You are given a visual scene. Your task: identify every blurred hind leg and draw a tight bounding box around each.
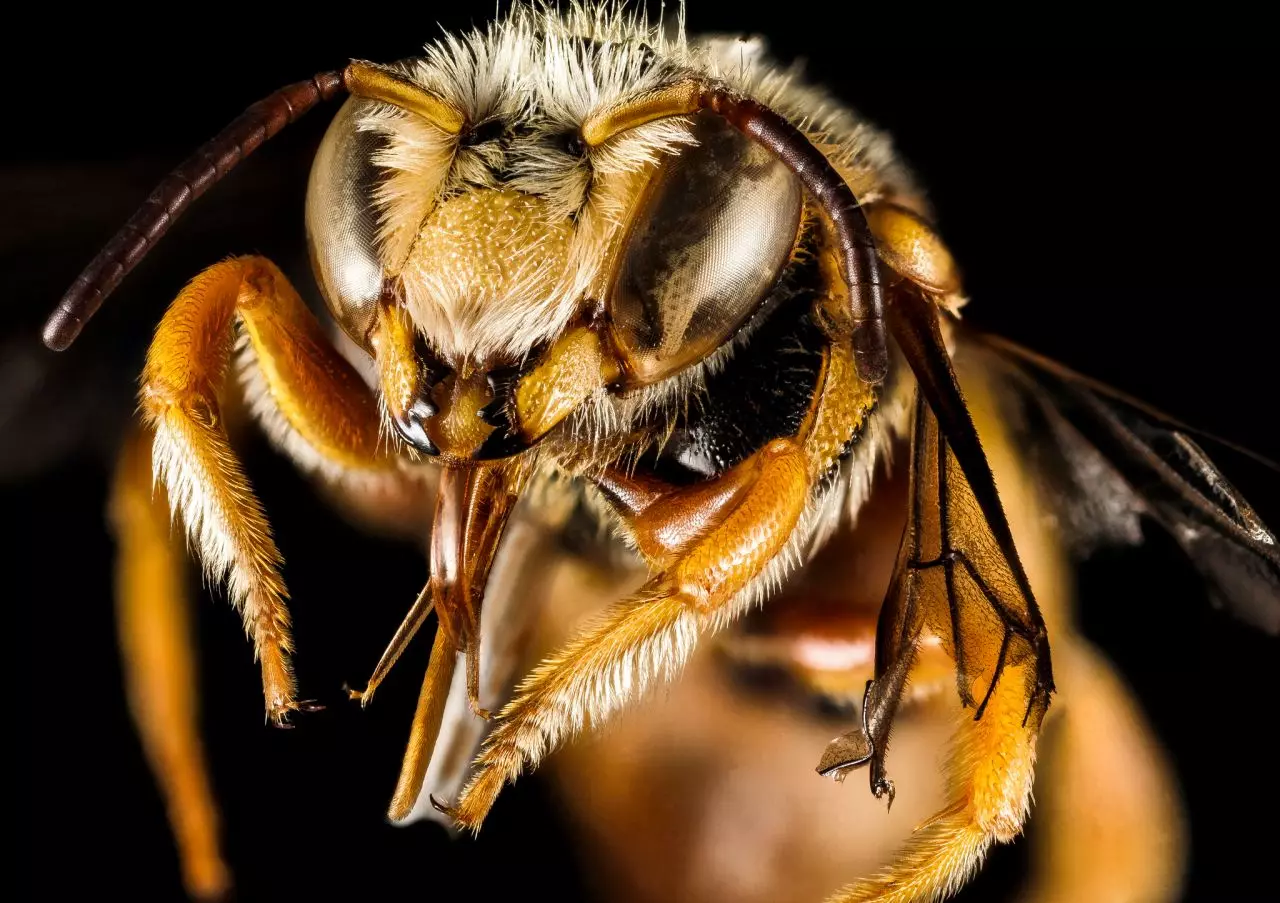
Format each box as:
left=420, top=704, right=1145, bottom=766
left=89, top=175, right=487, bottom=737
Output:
left=1019, top=642, right=1186, bottom=903
left=111, top=424, right=230, bottom=901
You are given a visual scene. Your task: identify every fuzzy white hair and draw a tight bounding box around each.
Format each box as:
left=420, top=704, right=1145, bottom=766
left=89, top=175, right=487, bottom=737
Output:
left=342, top=1, right=915, bottom=369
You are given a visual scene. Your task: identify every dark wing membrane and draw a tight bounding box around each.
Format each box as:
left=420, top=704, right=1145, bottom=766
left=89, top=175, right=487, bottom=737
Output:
left=961, top=332, right=1280, bottom=635
left=906, top=394, right=1050, bottom=717
left=817, top=389, right=1055, bottom=795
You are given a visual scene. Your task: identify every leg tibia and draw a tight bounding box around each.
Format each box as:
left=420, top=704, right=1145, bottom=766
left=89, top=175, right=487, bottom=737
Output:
left=111, top=426, right=230, bottom=900
left=453, top=589, right=697, bottom=830
left=450, top=439, right=811, bottom=830
left=146, top=374, right=296, bottom=719
left=1021, top=643, right=1185, bottom=903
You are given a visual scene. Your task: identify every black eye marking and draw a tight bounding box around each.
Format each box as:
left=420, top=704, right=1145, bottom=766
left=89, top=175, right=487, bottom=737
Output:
left=461, top=118, right=507, bottom=147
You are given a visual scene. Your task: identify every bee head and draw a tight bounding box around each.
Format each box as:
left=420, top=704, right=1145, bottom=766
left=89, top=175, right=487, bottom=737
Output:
left=46, top=7, right=889, bottom=438
left=309, top=48, right=805, bottom=463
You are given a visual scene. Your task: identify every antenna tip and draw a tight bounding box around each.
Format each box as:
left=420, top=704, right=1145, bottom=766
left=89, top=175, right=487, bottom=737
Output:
left=42, top=301, right=83, bottom=351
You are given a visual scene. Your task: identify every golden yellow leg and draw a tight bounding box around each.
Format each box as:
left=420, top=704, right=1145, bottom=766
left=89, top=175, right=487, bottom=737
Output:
left=345, top=584, right=434, bottom=708
left=111, top=427, right=231, bottom=901
left=449, top=438, right=812, bottom=830
left=823, top=339, right=1066, bottom=903
left=828, top=659, right=1039, bottom=903
left=141, top=255, right=392, bottom=721
left=387, top=627, right=459, bottom=821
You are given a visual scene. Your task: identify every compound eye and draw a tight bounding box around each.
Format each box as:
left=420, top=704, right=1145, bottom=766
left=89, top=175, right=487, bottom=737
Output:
left=608, top=112, right=803, bottom=387
left=306, top=97, right=385, bottom=350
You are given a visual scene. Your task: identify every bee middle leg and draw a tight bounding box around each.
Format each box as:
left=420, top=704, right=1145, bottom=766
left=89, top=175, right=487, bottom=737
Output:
left=449, top=437, right=814, bottom=829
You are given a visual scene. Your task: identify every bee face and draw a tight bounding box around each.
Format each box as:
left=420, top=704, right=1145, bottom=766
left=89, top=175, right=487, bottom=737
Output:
left=300, top=17, right=874, bottom=464
left=399, top=189, right=576, bottom=367
left=305, top=20, right=686, bottom=363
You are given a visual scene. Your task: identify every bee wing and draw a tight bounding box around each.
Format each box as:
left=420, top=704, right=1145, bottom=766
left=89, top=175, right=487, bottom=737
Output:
left=960, top=331, right=1280, bottom=635
left=883, top=390, right=1053, bottom=716
left=821, top=292, right=1054, bottom=815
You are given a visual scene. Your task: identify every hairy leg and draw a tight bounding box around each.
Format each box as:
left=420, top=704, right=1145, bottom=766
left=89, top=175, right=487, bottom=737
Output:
left=828, top=656, right=1040, bottom=903
left=821, top=331, right=1067, bottom=903
left=450, top=438, right=813, bottom=829
left=141, top=255, right=394, bottom=720
left=1019, top=642, right=1185, bottom=903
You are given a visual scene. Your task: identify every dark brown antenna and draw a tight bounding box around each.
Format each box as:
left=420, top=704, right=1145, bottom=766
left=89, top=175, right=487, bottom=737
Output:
left=42, top=70, right=348, bottom=351
left=708, top=93, right=888, bottom=386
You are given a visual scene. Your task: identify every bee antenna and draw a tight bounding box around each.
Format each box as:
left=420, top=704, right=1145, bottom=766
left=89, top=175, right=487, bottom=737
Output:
left=42, top=70, right=348, bottom=351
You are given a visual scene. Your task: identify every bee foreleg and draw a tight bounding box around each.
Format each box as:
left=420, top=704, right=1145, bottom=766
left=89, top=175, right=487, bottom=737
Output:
left=446, top=438, right=812, bottom=831
left=111, top=424, right=231, bottom=900
left=141, top=255, right=392, bottom=722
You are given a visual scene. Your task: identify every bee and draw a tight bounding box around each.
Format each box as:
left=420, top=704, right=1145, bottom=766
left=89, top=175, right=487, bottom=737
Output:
left=41, top=4, right=1278, bottom=902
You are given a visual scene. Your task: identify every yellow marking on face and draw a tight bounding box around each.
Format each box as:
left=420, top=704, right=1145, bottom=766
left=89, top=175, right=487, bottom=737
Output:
left=400, top=190, right=575, bottom=361
left=370, top=303, right=422, bottom=424
left=513, top=327, right=618, bottom=443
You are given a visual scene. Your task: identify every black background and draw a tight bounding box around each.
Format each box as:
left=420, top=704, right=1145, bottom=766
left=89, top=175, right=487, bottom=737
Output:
left=6, top=5, right=1278, bottom=900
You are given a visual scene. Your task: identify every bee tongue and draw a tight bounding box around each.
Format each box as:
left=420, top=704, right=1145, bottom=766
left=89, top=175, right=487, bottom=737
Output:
left=429, top=461, right=524, bottom=691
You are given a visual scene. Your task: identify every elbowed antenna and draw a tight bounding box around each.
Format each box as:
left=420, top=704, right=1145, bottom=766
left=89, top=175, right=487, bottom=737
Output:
left=43, top=59, right=469, bottom=352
